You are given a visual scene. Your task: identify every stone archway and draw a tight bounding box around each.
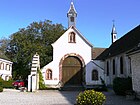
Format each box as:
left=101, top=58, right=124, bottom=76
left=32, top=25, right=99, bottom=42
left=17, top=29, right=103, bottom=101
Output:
left=59, top=53, right=85, bottom=86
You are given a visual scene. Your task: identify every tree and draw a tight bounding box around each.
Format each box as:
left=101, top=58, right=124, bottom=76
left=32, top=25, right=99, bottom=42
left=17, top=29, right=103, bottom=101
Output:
left=0, top=20, right=66, bottom=80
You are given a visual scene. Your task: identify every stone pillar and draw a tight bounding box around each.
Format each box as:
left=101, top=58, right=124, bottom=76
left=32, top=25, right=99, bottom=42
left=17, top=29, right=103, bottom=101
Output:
left=28, top=53, right=40, bottom=92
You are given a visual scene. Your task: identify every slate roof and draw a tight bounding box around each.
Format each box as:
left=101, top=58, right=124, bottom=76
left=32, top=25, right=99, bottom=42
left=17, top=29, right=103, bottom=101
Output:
left=92, top=48, right=106, bottom=59
left=96, top=25, right=140, bottom=60
left=127, top=44, right=140, bottom=55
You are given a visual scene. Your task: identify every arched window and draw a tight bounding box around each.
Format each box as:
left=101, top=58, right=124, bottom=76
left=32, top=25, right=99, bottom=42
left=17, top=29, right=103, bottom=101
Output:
left=120, top=57, right=123, bottom=74
left=69, top=32, right=76, bottom=43
left=107, top=61, right=109, bottom=76
left=92, top=70, right=98, bottom=80
left=46, top=69, right=52, bottom=80
left=113, top=59, right=115, bottom=75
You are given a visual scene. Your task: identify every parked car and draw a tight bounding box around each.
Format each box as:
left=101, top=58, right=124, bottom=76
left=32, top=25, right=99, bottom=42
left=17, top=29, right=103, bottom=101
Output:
left=12, top=80, right=25, bottom=89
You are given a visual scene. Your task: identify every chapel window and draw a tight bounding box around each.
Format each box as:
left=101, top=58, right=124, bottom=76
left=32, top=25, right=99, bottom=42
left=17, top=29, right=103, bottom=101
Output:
left=69, top=32, right=76, bottom=43
left=92, top=70, right=98, bottom=80
left=46, top=69, right=52, bottom=80
left=120, top=57, right=124, bottom=74
left=113, top=59, right=115, bottom=75
left=107, top=61, right=109, bottom=76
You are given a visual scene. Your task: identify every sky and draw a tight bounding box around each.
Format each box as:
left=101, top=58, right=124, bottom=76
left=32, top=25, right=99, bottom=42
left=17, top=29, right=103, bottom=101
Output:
left=0, top=0, right=139, bottom=48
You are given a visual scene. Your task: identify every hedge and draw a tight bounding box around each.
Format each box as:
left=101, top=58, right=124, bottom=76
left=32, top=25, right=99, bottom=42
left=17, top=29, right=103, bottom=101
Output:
left=113, top=77, right=132, bottom=95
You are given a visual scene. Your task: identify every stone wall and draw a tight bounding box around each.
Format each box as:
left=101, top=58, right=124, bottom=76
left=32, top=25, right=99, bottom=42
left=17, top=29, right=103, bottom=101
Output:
left=130, top=52, right=140, bottom=93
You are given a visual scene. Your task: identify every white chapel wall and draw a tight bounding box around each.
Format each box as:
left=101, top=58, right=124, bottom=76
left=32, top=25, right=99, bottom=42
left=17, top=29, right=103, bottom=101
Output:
left=41, top=27, right=92, bottom=86
left=85, top=60, right=104, bottom=85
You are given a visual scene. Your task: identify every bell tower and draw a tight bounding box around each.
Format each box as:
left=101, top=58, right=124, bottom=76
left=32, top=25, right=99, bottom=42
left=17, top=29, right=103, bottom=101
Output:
left=111, top=22, right=117, bottom=43
left=67, top=1, right=77, bottom=28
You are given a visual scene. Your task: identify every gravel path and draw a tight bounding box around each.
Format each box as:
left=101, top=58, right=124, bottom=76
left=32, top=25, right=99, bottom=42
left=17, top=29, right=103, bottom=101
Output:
left=0, top=89, right=79, bottom=105
left=0, top=89, right=140, bottom=105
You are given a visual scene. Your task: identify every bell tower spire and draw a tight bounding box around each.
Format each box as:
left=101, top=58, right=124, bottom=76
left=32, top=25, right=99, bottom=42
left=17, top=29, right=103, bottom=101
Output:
left=67, top=1, right=77, bottom=28
left=111, top=20, right=117, bottom=43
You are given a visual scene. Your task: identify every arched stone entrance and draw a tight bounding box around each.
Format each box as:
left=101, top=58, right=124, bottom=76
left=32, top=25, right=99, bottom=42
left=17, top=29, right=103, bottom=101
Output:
left=59, top=53, right=85, bottom=86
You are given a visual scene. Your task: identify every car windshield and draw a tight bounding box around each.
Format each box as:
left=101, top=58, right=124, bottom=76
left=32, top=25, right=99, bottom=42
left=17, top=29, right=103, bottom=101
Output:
left=16, top=80, right=23, bottom=82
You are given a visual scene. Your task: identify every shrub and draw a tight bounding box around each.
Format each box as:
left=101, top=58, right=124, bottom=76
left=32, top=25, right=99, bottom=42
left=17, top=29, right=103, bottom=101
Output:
left=0, top=77, right=14, bottom=88
left=0, top=86, right=3, bottom=92
left=2, top=80, right=14, bottom=88
left=0, top=77, right=4, bottom=87
left=76, top=90, right=106, bottom=105
left=38, top=69, right=46, bottom=90
left=113, top=77, right=132, bottom=95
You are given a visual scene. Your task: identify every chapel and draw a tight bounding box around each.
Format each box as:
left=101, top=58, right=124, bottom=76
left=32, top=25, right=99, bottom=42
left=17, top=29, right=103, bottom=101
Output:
left=41, top=1, right=105, bottom=88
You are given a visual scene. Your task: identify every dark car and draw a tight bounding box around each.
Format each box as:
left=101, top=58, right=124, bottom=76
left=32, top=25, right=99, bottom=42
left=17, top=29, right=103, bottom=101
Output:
left=12, top=80, right=25, bottom=89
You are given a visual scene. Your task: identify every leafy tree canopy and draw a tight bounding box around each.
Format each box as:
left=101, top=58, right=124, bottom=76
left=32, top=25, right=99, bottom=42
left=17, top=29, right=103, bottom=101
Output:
left=0, top=20, right=66, bottom=80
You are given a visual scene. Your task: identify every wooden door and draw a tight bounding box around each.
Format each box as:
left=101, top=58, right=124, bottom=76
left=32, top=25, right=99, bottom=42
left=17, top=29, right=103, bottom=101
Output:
left=62, top=56, right=82, bottom=85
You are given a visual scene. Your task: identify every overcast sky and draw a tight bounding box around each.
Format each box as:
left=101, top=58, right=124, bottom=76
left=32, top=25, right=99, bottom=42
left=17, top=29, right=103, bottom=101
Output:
left=0, top=0, right=139, bottom=47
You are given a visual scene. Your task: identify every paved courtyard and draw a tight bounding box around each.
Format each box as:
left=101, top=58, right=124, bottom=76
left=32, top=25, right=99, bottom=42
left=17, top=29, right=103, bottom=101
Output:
left=0, top=89, right=140, bottom=105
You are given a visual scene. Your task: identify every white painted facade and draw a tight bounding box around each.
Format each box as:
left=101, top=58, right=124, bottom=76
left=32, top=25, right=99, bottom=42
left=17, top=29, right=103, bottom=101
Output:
left=86, top=60, right=104, bottom=85
left=41, top=26, right=95, bottom=86
left=0, top=58, right=13, bottom=81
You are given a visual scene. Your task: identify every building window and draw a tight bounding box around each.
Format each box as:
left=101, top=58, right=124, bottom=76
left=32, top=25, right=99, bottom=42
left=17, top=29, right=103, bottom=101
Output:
left=0, top=62, right=4, bottom=70
left=120, top=57, right=123, bottom=74
left=69, top=32, right=76, bottom=43
left=5, top=64, right=10, bottom=71
left=0, top=63, right=1, bottom=70
left=107, top=61, right=109, bottom=76
left=46, top=69, right=52, bottom=80
left=92, top=70, right=98, bottom=80
left=113, top=59, right=115, bottom=75
left=5, top=75, right=8, bottom=81
left=70, top=17, right=74, bottom=22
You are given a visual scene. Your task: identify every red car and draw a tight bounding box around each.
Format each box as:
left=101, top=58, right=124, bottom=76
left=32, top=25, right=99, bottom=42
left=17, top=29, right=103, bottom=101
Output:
left=12, top=80, right=25, bottom=89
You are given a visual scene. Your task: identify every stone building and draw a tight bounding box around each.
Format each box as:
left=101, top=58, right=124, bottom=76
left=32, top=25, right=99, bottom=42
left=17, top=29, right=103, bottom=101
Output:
left=127, top=44, right=140, bottom=94
left=97, top=25, right=140, bottom=85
